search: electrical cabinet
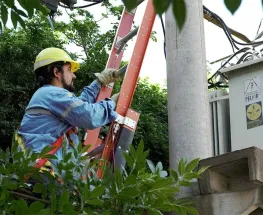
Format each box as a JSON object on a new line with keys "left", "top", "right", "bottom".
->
{"left": 221, "top": 58, "right": 263, "bottom": 151}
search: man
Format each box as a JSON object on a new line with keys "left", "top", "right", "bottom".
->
{"left": 18, "top": 47, "right": 120, "bottom": 162}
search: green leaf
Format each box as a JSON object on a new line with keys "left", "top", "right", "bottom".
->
{"left": 18, "top": 199, "right": 28, "bottom": 213}
{"left": 118, "top": 187, "right": 139, "bottom": 197}
{"left": 28, "top": 201, "right": 45, "bottom": 213}
{"left": 11, "top": 10, "right": 18, "bottom": 28}
{"left": 147, "top": 159, "right": 155, "bottom": 173}
{"left": 114, "top": 169, "right": 123, "bottom": 190}
{"left": 13, "top": 151, "right": 24, "bottom": 161}
{"left": 156, "top": 162, "right": 163, "bottom": 171}
{"left": 83, "top": 184, "right": 90, "bottom": 201}
{"left": 63, "top": 152, "right": 72, "bottom": 163}
{"left": 41, "top": 154, "right": 58, "bottom": 160}
{"left": 77, "top": 140, "right": 82, "bottom": 153}
{"left": 197, "top": 166, "right": 210, "bottom": 175}
{"left": 1, "top": 5, "right": 8, "bottom": 26}
{"left": 31, "top": 153, "right": 39, "bottom": 162}
{"left": 185, "top": 158, "right": 200, "bottom": 173}
{"left": 81, "top": 145, "right": 90, "bottom": 154}
{"left": 147, "top": 208, "right": 163, "bottom": 215}
{"left": 58, "top": 190, "right": 69, "bottom": 211}
{"left": 33, "top": 209, "right": 51, "bottom": 215}
{"left": 129, "top": 145, "right": 136, "bottom": 160}
{"left": 0, "top": 189, "right": 8, "bottom": 201}
{"left": 86, "top": 199, "right": 104, "bottom": 206}
{"left": 137, "top": 140, "right": 144, "bottom": 155}
{"left": 179, "top": 180, "right": 192, "bottom": 187}
{"left": 18, "top": 0, "right": 34, "bottom": 18}
{"left": 122, "top": 152, "right": 133, "bottom": 168}
{"left": 0, "top": 164, "right": 10, "bottom": 174}
{"left": 153, "top": 0, "right": 171, "bottom": 15}
{"left": 178, "top": 159, "right": 185, "bottom": 175}
{"left": 183, "top": 173, "right": 199, "bottom": 180}
{"left": 0, "top": 21, "right": 2, "bottom": 32}
{"left": 50, "top": 190, "right": 57, "bottom": 213}
{"left": 16, "top": 14, "right": 26, "bottom": 29}
{"left": 224, "top": 0, "right": 242, "bottom": 14}
{"left": 14, "top": 8, "right": 28, "bottom": 18}
{"left": 40, "top": 146, "right": 56, "bottom": 156}
{"left": 5, "top": 182, "right": 17, "bottom": 190}
{"left": 90, "top": 186, "right": 105, "bottom": 198}
{"left": 173, "top": 0, "right": 186, "bottom": 31}
{"left": 33, "top": 183, "right": 43, "bottom": 193}
{"left": 185, "top": 206, "right": 199, "bottom": 215}
{"left": 154, "top": 202, "right": 176, "bottom": 212}
{"left": 159, "top": 170, "right": 168, "bottom": 177}
{"left": 4, "top": 0, "right": 15, "bottom": 8}
{"left": 153, "top": 179, "right": 175, "bottom": 190}
{"left": 124, "top": 175, "right": 137, "bottom": 186}
{"left": 122, "top": 0, "right": 137, "bottom": 11}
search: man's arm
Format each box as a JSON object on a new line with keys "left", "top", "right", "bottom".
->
{"left": 50, "top": 90, "right": 118, "bottom": 130}
{"left": 78, "top": 80, "right": 101, "bottom": 103}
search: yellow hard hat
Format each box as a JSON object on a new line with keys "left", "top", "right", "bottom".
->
{"left": 34, "top": 47, "right": 80, "bottom": 72}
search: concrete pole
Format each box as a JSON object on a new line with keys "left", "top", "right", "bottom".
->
{"left": 165, "top": 0, "right": 213, "bottom": 196}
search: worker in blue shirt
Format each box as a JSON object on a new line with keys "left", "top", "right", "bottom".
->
{"left": 18, "top": 47, "right": 120, "bottom": 162}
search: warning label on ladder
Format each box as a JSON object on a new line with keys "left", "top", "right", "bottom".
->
{"left": 244, "top": 77, "right": 261, "bottom": 105}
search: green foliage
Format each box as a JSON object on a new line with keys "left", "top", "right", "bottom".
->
{"left": 0, "top": 139, "right": 207, "bottom": 214}
{"left": 224, "top": 0, "right": 242, "bottom": 14}
{"left": 132, "top": 79, "right": 169, "bottom": 167}
{"left": 113, "top": 78, "right": 168, "bottom": 168}
{"left": 0, "top": 13, "right": 64, "bottom": 149}
{"left": 172, "top": 0, "right": 186, "bottom": 31}
{"left": 54, "top": 8, "right": 120, "bottom": 92}
{"left": 0, "top": 0, "right": 48, "bottom": 30}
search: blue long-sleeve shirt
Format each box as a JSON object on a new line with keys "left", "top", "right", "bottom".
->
{"left": 18, "top": 80, "right": 117, "bottom": 161}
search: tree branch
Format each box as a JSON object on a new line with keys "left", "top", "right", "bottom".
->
{"left": 9, "top": 190, "right": 50, "bottom": 204}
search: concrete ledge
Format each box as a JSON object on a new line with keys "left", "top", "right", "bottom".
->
{"left": 199, "top": 147, "right": 263, "bottom": 194}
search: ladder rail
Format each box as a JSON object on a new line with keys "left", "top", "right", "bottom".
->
{"left": 98, "top": 0, "right": 156, "bottom": 177}
{"left": 83, "top": 8, "right": 136, "bottom": 151}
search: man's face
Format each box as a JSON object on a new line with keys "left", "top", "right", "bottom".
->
{"left": 61, "top": 63, "right": 76, "bottom": 92}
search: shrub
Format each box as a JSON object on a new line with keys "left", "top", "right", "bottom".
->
{"left": 0, "top": 138, "right": 207, "bottom": 215}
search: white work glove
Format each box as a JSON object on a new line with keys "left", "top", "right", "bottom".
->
{"left": 94, "top": 68, "right": 120, "bottom": 86}
{"left": 110, "top": 93, "right": 119, "bottom": 104}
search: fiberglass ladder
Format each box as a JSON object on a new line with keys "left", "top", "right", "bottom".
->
{"left": 83, "top": 0, "right": 156, "bottom": 177}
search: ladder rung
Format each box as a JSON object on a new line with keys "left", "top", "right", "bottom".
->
{"left": 116, "top": 27, "right": 139, "bottom": 54}
{"left": 87, "top": 143, "right": 105, "bottom": 157}
{"left": 115, "top": 64, "right": 128, "bottom": 77}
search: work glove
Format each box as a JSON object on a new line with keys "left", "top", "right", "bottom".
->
{"left": 110, "top": 93, "right": 119, "bottom": 104}
{"left": 94, "top": 68, "right": 121, "bottom": 86}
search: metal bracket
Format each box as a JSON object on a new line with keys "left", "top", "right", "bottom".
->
{"left": 115, "top": 114, "right": 136, "bottom": 129}
{"left": 115, "top": 36, "right": 123, "bottom": 50}
{"left": 123, "top": 117, "right": 136, "bottom": 129}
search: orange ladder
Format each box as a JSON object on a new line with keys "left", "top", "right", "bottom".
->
{"left": 83, "top": 0, "right": 156, "bottom": 177}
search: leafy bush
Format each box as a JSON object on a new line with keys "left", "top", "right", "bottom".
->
{"left": 0, "top": 139, "right": 207, "bottom": 215}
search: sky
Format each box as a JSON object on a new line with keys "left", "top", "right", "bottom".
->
{"left": 68, "top": 0, "right": 263, "bottom": 85}
{"left": 203, "top": 0, "right": 263, "bottom": 70}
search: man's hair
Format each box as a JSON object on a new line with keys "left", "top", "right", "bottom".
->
{"left": 34, "top": 61, "right": 64, "bottom": 87}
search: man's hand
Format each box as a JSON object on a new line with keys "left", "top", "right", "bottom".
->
{"left": 95, "top": 68, "right": 121, "bottom": 86}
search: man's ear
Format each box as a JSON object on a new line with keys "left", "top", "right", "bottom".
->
{"left": 53, "top": 68, "right": 61, "bottom": 79}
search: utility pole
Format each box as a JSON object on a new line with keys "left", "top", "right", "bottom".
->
{"left": 165, "top": 0, "right": 213, "bottom": 197}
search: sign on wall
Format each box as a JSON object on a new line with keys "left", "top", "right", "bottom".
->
{"left": 244, "top": 77, "right": 263, "bottom": 129}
